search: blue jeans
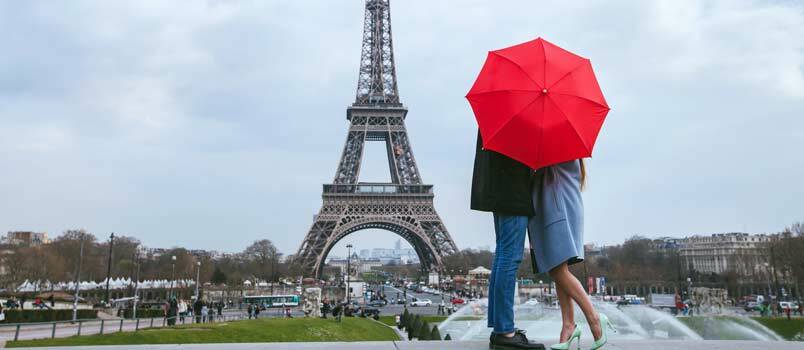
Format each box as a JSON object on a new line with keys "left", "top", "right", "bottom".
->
{"left": 487, "top": 213, "right": 527, "bottom": 334}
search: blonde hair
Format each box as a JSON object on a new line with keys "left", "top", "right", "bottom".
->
{"left": 580, "top": 159, "right": 587, "bottom": 191}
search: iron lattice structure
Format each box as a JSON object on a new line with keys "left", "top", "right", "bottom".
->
{"left": 294, "top": 0, "right": 458, "bottom": 278}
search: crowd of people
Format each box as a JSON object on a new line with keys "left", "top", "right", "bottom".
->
{"left": 245, "top": 303, "right": 293, "bottom": 319}
{"left": 164, "top": 297, "right": 225, "bottom": 325}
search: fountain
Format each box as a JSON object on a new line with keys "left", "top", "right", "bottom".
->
{"left": 438, "top": 298, "right": 783, "bottom": 342}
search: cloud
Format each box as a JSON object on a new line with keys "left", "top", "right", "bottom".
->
{"left": 0, "top": 0, "right": 802, "bottom": 256}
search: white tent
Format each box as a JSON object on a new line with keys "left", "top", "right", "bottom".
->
{"left": 468, "top": 266, "right": 491, "bottom": 276}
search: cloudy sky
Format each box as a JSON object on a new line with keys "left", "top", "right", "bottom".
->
{"left": 1, "top": 0, "right": 802, "bottom": 257}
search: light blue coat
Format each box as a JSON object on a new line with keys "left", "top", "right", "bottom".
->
{"left": 527, "top": 160, "right": 585, "bottom": 273}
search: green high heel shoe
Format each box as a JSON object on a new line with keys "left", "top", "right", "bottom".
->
{"left": 550, "top": 323, "right": 581, "bottom": 350}
{"left": 590, "top": 313, "right": 617, "bottom": 350}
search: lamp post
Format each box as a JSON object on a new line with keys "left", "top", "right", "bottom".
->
{"left": 71, "top": 238, "right": 85, "bottom": 321}
{"left": 104, "top": 233, "right": 115, "bottom": 305}
{"left": 764, "top": 262, "right": 773, "bottom": 298}
{"left": 346, "top": 244, "right": 353, "bottom": 303}
{"left": 133, "top": 251, "right": 140, "bottom": 319}
{"left": 170, "top": 255, "right": 176, "bottom": 300}
{"left": 195, "top": 261, "right": 201, "bottom": 301}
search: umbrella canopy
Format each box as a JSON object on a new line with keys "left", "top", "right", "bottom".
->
{"left": 466, "top": 37, "right": 609, "bottom": 169}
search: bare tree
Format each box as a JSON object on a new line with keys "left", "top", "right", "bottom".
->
{"left": 243, "top": 239, "right": 281, "bottom": 284}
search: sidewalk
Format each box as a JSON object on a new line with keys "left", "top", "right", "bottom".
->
{"left": 8, "top": 340, "right": 804, "bottom": 350}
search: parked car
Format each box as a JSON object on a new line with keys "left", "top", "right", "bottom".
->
{"left": 451, "top": 297, "right": 465, "bottom": 305}
{"left": 368, "top": 299, "right": 387, "bottom": 307}
{"left": 410, "top": 299, "right": 432, "bottom": 307}
{"left": 524, "top": 298, "right": 540, "bottom": 306}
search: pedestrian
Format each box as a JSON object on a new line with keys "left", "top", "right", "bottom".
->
{"left": 201, "top": 304, "right": 209, "bottom": 323}
{"left": 254, "top": 304, "right": 260, "bottom": 319}
{"left": 217, "top": 302, "right": 223, "bottom": 321}
{"left": 0, "top": 303, "right": 5, "bottom": 323}
{"left": 178, "top": 299, "right": 187, "bottom": 324}
{"left": 247, "top": 303, "right": 254, "bottom": 319}
{"left": 333, "top": 303, "right": 343, "bottom": 322}
{"left": 321, "top": 299, "right": 331, "bottom": 319}
{"left": 167, "top": 298, "right": 178, "bottom": 326}
{"left": 193, "top": 298, "right": 203, "bottom": 323}
{"left": 48, "top": 294, "right": 55, "bottom": 308}
{"left": 798, "top": 303, "right": 803, "bottom": 316}
{"left": 775, "top": 302, "right": 782, "bottom": 317}
{"left": 785, "top": 305, "right": 791, "bottom": 320}
{"left": 20, "top": 296, "right": 26, "bottom": 310}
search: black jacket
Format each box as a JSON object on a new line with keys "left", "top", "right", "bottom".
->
{"left": 470, "top": 131, "right": 535, "bottom": 216}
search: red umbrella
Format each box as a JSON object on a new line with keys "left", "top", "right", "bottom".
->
{"left": 466, "top": 37, "right": 610, "bottom": 169}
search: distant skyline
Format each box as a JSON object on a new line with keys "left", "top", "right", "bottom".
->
{"left": 1, "top": 1, "right": 802, "bottom": 256}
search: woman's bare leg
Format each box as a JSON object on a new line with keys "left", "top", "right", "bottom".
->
{"left": 550, "top": 263, "right": 602, "bottom": 340}
{"left": 555, "top": 283, "right": 576, "bottom": 342}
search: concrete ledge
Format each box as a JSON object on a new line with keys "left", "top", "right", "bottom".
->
{"left": 10, "top": 340, "right": 804, "bottom": 350}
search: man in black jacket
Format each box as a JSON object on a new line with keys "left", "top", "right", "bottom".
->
{"left": 471, "top": 131, "right": 543, "bottom": 350}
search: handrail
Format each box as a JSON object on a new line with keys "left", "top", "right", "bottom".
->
{"left": 0, "top": 318, "right": 103, "bottom": 328}
{"left": 2, "top": 312, "right": 248, "bottom": 342}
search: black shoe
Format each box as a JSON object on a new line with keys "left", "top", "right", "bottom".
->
{"left": 489, "top": 329, "right": 545, "bottom": 350}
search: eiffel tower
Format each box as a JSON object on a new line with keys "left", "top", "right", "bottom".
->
{"left": 294, "top": 0, "right": 458, "bottom": 278}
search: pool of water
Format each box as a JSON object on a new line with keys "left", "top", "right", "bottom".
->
{"left": 437, "top": 299, "right": 782, "bottom": 342}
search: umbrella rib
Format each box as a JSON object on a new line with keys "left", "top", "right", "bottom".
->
{"left": 549, "top": 91, "right": 609, "bottom": 110}
{"left": 490, "top": 51, "right": 544, "bottom": 90}
{"left": 547, "top": 59, "right": 589, "bottom": 90}
{"left": 466, "top": 89, "right": 540, "bottom": 98}
{"left": 545, "top": 95, "right": 591, "bottom": 154}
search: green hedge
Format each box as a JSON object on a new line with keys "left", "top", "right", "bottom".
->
{"left": 120, "top": 309, "right": 165, "bottom": 319}
{"left": 2, "top": 309, "right": 97, "bottom": 323}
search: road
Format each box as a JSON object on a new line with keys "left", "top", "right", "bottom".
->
{"left": 375, "top": 285, "right": 461, "bottom": 317}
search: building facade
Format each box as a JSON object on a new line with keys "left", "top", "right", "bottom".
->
{"left": 679, "top": 233, "right": 771, "bottom": 275}
{"left": 5, "top": 231, "right": 49, "bottom": 246}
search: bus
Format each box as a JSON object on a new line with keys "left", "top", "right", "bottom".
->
{"left": 243, "top": 295, "right": 300, "bottom": 309}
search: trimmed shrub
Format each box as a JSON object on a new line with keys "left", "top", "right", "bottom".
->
{"left": 2, "top": 309, "right": 97, "bottom": 323}
{"left": 400, "top": 309, "right": 410, "bottom": 330}
{"left": 430, "top": 325, "right": 442, "bottom": 341}
{"left": 411, "top": 314, "right": 422, "bottom": 338}
{"left": 417, "top": 321, "right": 431, "bottom": 340}
{"left": 444, "top": 333, "right": 452, "bottom": 340}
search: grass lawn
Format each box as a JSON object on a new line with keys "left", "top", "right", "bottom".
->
{"left": 751, "top": 317, "right": 804, "bottom": 341}
{"left": 7, "top": 317, "right": 399, "bottom": 348}
{"left": 378, "top": 315, "right": 448, "bottom": 327}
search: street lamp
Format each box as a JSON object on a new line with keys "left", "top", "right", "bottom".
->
{"left": 72, "top": 238, "right": 85, "bottom": 321}
{"left": 346, "top": 244, "right": 353, "bottom": 303}
{"left": 763, "top": 262, "right": 772, "bottom": 298}
{"left": 170, "top": 255, "right": 176, "bottom": 300}
{"left": 104, "top": 232, "right": 115, "bottom": 305}
{"left": 195, "top": 261, "right": 202, "bottom": 301}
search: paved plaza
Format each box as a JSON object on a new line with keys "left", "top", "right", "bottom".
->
{"left": 7, "top": 340, "right": 804, "bottom": 350}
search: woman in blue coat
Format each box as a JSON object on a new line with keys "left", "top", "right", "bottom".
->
{"left": 529, "top": 160, "right": 614, "bottom": 350}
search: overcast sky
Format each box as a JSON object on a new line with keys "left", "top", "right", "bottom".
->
{"left": 1, "top": 0, "right": 802, "bottom": 257}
